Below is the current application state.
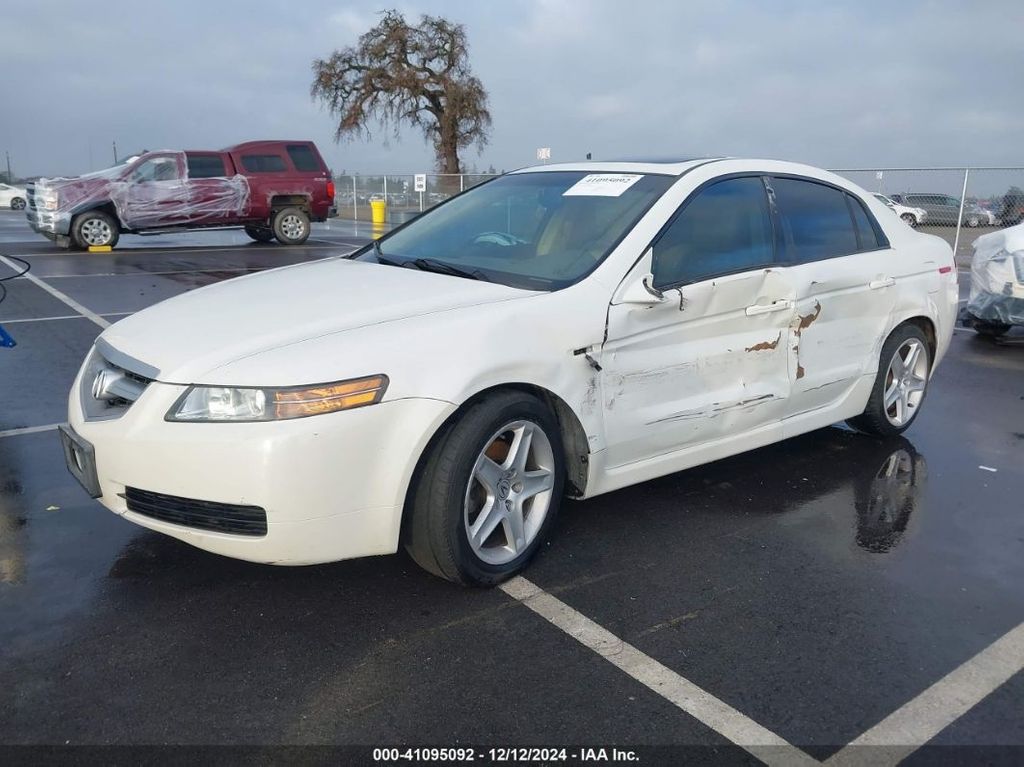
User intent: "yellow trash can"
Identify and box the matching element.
[370,198,387,225]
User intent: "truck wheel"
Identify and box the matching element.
[10,197,26,210]
[272,207,310,246]
[71,210,119,249]
[404,391,565,586]
[244,225,275,243]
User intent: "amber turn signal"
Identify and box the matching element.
[272,375,388,419]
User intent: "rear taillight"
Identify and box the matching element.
[327,180,335,199]
[938,266,953,274]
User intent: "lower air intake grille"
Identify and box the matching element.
[124,487,267,537]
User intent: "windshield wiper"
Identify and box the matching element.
[407,258,490,282]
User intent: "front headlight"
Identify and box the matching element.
[166,374,388,422]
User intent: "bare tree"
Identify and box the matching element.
[311,10,491,174]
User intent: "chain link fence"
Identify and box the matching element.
[829,167,1024,263]
[334,173,499,223]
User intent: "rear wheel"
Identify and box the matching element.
[271,207,310,245]
[966,215,980,228]
[848,324,931,437]
[900,213,917,228]
[71,210,119,249]
[404,391,564,586]
[10,197,26,210]
[244,225,275,243]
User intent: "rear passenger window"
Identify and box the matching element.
[240,154,288,173]
[286,145,320,172]
[848,194,885,250]
[186,154,226,178]
[771,177,858,262]
[652,176,773,287]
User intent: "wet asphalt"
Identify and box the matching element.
[0,210,1021,759]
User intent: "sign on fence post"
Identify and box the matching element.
[415,173,427,211]
[537,148,551,164]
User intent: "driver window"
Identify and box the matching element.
[652,177,773,288]
[132,157,182,183]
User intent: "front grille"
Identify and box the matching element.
[124,487,268,537]
[81,346,154,421]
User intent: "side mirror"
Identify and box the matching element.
[618,272,665,305]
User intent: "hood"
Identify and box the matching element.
[100,257,534,382]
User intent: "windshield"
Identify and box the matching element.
[355,171,675,290]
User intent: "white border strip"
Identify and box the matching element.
[0,255,109,329]
[500,576,818,767]
[0,423,61,439]
[826,621,1024,766]
[3,312,132,324]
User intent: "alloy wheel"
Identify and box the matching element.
[883,338,928,427]
[464,420,555,565]
[280,214,306,241]
[80,218,113,246]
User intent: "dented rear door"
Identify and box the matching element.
[766,176,899,417]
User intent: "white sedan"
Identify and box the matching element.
[0,182,27,210]
[61,158,959,585]
[874,193,927,227]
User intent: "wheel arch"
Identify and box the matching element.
[398,382,591,541]
[899,315,937,364]
[72,201,123,228]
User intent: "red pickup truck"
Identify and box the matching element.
[26,140,336,249]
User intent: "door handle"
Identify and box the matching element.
[869,277,896,289]
[745,299,793,317]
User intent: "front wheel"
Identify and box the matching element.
[900,213,917,228]
[966,215,980,228]
[271,207,310,245]
[404,391,565,586]
[71,210,119,249]
[848,325,931,437]
[10,197,26,210]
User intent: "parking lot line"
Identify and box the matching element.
[2,312,132,324]
[500,576,818,767]
[0,423,61,439]
[825,621,1024,766]
[4,243,359,258]
[0,255,109,329]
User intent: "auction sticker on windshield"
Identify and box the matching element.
[563,173,643,197]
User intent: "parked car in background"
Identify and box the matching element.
[0,182,27,210]
[874,193,927,227]
[26,140,335,249]
[964,204,997,227]
[60,158,958,585]
[999,189,1024,227]
[890,193,979,226]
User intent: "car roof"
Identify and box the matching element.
[510,158,727,176]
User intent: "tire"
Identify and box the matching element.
[271,207,310,245]
[966,216,980,228]
[71,210,119,249]
[10,197,26,210]
[403,390,565,586]
[244,225,275,243]
[900,213,917,228]
[847,324,931,437]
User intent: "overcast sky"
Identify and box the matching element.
[1,0,1022,179]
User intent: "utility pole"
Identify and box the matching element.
[4,151,11,183]
[112,140,118,165]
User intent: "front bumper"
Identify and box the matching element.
[67,372,456,565]
[26,207,71,237]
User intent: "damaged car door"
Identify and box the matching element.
[600,176,795,468]
[120,153,190,229]
[766,176,899,419]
